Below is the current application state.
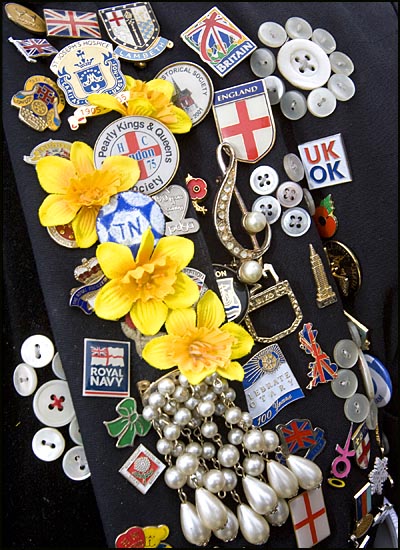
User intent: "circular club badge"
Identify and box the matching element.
[94,116,179,196]
[155,62,214,126]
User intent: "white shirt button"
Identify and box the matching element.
[51,351,66,380]
[249,165,279,195]
[344,393,370,423]
[258,21,287,48]
[285,17,313,39]
[283,153,305,182]
[281,207,311,237]
[280,90,307,120]
[69,416,83,445]
[250,48,276,77]
[33,379,75,427]
[302,188,316,215]
[311,28,337,54]
[13,363,38,397]
[276,181,304,208]
[62,445,91,480]
[307,87,337,117]
[277,38,331,90]
[333,339,359,368]
[252,195,281,225]
[328,74,356,101]
[32,427,65,462]
[329,51,354,76]
[20,334,55,368]
[331,369,358,399]
[263,75,286,105]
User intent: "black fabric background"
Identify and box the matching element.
[2,2,398,548]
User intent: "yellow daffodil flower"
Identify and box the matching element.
[88,76,192,134]
[142,290,254,385]
[94,227,199,336]
[36,141,140,248]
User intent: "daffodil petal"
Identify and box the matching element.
[36,156,76,194]
[152,235,194,271]
[135,227,154,264]
[196,290,226,329]
[146,79,174,101]
[72,206,99,248]
[164,272,199,309]
[142,335,178,370]
[96,242,136,279]
[162,106,192,134]
[38,194,78,226]
[130,298,168,336]
[126,98,155,117]
[217,361,245,382]
[180,365,216,386]
[70,141,95,177]
[220,322,254,359]
[94,279,133,320]
[88,93,128,116]
[101,155,140,191]
[165,307,196,336]
[124,75,137,90]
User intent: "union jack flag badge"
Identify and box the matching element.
[8,37,58,63]
[289,487,331,548]
[43,9,101,39]
[352,421,371,470]
[98,3,173,63]
[276,418,326,458]
[83,338,130,397]
[213,79,275,163]
[181,7,256,77]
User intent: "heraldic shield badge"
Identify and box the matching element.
[213,79,276,163]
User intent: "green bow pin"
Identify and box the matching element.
[104,397,151,448]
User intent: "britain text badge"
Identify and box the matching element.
[43,9,101,39]
[94,116,179,195]
[8,37,58,63]
[213,79,275,163]
[24,139,71,165]
[180,7,256,77]
[50,40,125,107]
[352,421,371,470]
[153,185,200,236]
[69,257,108,315]
[119,443,165,494]
[155,62,213,126]
[98,2,173,64]
[11,75,65,132]
[242,343,305,427]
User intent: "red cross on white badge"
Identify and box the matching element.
[118,132,162,180]
[289,487,331,547]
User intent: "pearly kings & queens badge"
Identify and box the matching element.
[98,2,173,64]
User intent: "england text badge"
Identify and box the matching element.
[98,2,173,64]
[180,7,256,77]
[50,40,126,107]
[24,139,72,165]
[242,343,305,427]
[213,79,275,163]
[155,62,213,126]
[82,338,130,398]
[93,116,179,195]
[298,133,352,190]
[11,75,65,132]
[119,443,165,494]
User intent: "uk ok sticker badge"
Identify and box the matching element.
[298,133,352,190]
[181,7,256,77]
[213,79,275,163]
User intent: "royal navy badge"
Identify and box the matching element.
[50,40,125,107]
[98,2,173,64]
[213,79,275,163]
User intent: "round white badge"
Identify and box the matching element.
[94,116,179,196]
[155,62,214,126]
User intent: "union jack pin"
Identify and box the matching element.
[8,37,58,63]
[298,322,338,389]
[43,9,101,38]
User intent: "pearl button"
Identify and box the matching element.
[13,363,38,396]
[307,87,337,117]
[276,181,303,208]
[311,28,337,54]
[32,427,65,462]
[250,48,276,77]
[329,51,354,75]
[62,445,91,480]
[20,334,55,368]
[302,188,316,215]
[277,38,331,90]
[328,74,356,101]
[280,207,311,237]
[285,17,312,39]
[258,21,287,48]
[346,320,362,348]
[249,165,279,195]
[280,90,307,120]
[252,195,281,224]
[33,379,75,427]
[69,416,83,445]
[51,351,66,380]
[344,393,370,423]
[333,339,359,369]
[331,369,358,398]
[283,153,304,182]
[263,75,286,105]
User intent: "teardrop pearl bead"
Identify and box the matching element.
[266,497,290,526]
[242,475,278,515]
[213,506,239,542]
[180,501,211,546]
[266,459,299,499]
[237,503,270,545]
[285,454,323,490]
[195,487,228,530]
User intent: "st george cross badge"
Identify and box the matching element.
[213,79,276,163]
[352,421,371,470]
[98,2,173,64]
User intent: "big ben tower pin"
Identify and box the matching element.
[309,244,338,308]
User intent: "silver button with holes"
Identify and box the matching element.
[62,445,91,480]
[333,339,359,369]
[69,416,83,445]
[33,379,75,427]
[250,48,276,77]
[32,427,65,462]
[51,351,66,380]
[258,21,287,48]
[263,75,286,105]
[302,188,316,215]
[13,363,38,396]
[307,87,337,117]
[281,207,311,237]
[280,90,307,120]
[276,181,304,208]
[283,153,305,182]
[20,334,55,368]
[285,16,312,40]
[252,195,281,224]
[331,369,358,399]
[329,51,354,75]
[344,393,370,423]
[249,165,279,195]
[311,28,337,54]
[328,74,356,101]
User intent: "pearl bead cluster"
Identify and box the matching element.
[141,370,323,546]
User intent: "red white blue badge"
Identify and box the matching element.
[181,7,256,77]
[43,9,101,38]
[276,419,326,461]
[8,37,58,63]
[213,79,275,163]
[352,421,371,470]
[298,133,352,190]
[82,338,130,398]
[298,323,338,389]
